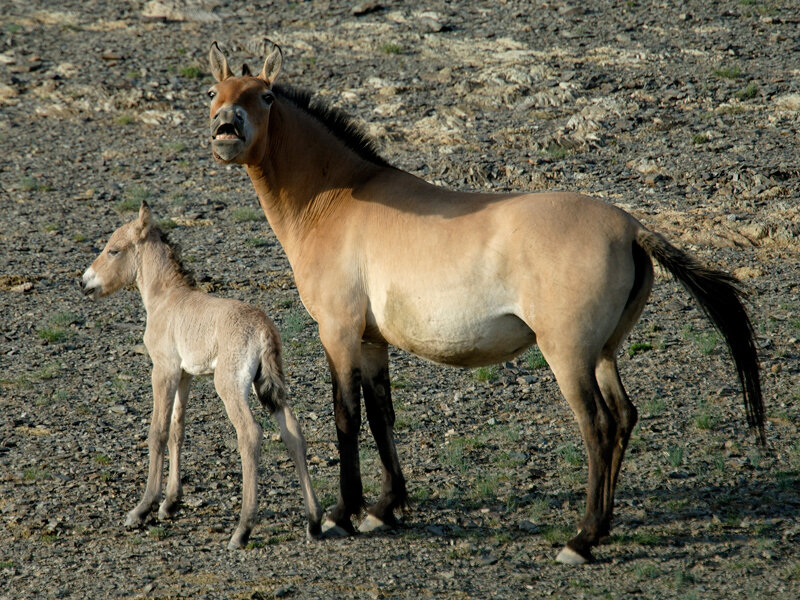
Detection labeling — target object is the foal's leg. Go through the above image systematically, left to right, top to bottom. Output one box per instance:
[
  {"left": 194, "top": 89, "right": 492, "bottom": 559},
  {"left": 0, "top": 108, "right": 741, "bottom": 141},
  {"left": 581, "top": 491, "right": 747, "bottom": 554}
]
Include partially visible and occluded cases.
[
  {"left": 319, "top": 324, "right": 364, "bottom": 536},
  {"left": 359, "top": 341, "right": 407, "bottom": 532},
  {"left": 546, "top": 356, "right": 616, "bottom": 565},
  {"left": 595, "top": 357, "right": 637, "bottom": 538},
  {"left": 125, "top": 364, "right": 181, "bottom": 528},
  {"left": 215, "top": 368, "right": 263, "bottom": 549},
  {"left": 159, "top": 371, "right": 192, "bottom": 520},
  {"left": 270, "top": 402, "right": 324, "bottom": 538}
]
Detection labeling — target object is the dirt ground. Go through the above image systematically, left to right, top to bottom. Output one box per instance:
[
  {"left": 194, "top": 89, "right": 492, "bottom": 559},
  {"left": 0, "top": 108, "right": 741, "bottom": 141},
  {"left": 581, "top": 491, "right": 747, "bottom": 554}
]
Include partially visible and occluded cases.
[{"left": 1, "top": 1, "right": 799, "bottom": 598}]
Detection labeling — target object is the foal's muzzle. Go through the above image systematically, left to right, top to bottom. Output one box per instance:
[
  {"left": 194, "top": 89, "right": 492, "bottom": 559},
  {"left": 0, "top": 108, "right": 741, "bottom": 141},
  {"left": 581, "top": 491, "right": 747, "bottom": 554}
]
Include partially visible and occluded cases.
[{"left": 81, "top": 268, "right": 101, "bottom": 299}]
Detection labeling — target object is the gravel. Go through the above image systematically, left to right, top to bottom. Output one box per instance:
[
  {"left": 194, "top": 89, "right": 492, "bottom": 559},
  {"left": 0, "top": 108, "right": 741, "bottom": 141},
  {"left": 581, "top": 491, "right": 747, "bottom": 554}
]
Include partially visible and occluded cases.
[{"left": 1, "top": 1, "right": 799, "bottom": 598}]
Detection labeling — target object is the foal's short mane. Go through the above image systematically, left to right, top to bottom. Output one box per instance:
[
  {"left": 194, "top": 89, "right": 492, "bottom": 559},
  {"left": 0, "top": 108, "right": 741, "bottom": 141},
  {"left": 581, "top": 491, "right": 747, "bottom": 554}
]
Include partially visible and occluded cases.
[
  {"left": 273, "top": 83, "right": 392, "bottom": 168},
  {"left": 154, "top": 227, "right": 196, "bottom": 287}
]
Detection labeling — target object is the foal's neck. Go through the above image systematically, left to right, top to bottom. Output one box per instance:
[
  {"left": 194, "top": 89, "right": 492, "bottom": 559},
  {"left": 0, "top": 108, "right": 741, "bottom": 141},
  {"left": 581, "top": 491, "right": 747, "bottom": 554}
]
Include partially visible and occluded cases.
[
  {"left": 245, "top": 100, "right": 382, "bottom": 259},
  {"left": 136, "top": 232, "right": 192, "bottom": 313}
]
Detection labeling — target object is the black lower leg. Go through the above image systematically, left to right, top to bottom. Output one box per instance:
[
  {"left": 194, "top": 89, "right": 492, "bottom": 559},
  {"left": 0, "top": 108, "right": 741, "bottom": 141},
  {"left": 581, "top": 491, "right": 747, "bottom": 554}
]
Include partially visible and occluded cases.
[
  {"left": 363, "top": 363, "right": 407, "bottom": 524},
  {"left": 327, "top": 366, "right": 363, "bottom": 530}
]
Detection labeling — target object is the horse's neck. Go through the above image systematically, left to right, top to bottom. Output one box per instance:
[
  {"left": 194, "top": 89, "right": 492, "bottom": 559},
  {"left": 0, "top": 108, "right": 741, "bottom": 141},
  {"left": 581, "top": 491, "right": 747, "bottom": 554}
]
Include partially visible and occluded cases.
[
  {"left": 244, "top": 102, "right": 379, "bottom": 261},
  {"left": 136, "top": 236, "right": 190, "bottom": 314}
]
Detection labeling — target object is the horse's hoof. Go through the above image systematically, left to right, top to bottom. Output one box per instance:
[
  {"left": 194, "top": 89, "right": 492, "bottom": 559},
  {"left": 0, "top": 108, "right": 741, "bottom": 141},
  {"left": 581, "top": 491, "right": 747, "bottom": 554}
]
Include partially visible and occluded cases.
[
  {"left": 358, "top": 513, "right": 391, "bottom": 533},
  {"left": 321, "top": 518, "right": 351, "bottom": 538},
  {"left": 555, "top": 545, "right": 590, "bottom": 565}
]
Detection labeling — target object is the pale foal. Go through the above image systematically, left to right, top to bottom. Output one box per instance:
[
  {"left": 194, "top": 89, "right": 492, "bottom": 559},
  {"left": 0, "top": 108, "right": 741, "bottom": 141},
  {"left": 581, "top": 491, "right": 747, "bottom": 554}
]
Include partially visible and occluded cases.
[{"left": 82, "top": 201, "right": 322, "bottom": 548}]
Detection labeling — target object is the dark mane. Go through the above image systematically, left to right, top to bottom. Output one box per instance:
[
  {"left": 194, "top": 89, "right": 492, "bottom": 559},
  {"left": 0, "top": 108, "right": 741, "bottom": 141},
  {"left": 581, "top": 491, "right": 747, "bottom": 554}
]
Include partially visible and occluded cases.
[
  {"left": 273, "top": 83, "right": 391, "bottom": 168},
  {"left": 154, "top": 227, "right": 196, "bottom": 287}
]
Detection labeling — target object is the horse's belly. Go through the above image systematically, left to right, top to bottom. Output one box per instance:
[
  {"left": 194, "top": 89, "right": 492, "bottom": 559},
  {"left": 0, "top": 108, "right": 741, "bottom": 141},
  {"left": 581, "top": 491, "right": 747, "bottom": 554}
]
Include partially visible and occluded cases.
[{"left": 377, "top": 309, "right": 535, "bottom": 368}]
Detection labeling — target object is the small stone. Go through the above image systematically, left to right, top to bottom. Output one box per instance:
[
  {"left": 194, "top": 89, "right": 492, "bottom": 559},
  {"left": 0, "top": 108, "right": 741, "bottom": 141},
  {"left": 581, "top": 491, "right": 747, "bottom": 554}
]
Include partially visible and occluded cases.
[
  {"left": 352, "top": 1, "right": 381, "bottom": 16},
  {"left": 10, "top": 282, "right": 33, "bottom": 293},
  {"left": 519, "top": 520, "right": 540, "bottom": 533}
]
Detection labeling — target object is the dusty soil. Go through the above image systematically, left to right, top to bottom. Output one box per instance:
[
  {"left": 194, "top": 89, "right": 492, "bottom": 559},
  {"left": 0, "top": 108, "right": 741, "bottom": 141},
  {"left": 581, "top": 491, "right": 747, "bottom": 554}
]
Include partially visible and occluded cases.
[{"left": 1, "top": 1, "right": 799, "bottom": 598}]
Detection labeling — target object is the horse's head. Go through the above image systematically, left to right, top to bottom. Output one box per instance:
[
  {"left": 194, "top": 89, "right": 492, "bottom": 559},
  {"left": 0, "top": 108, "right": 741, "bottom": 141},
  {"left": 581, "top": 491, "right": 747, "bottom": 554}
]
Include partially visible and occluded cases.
[
  {"left": 207, "top": 41, "right": 282, "bottom": 165},
  {"left": 82, "top": 201, "right": 152, "bottom": 299}
]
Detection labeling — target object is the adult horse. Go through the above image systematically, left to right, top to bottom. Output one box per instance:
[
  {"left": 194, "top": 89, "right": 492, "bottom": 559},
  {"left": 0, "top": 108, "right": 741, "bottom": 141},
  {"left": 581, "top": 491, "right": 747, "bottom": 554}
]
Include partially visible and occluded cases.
[{"left": 205, "top": 42, "right": 763, "bottom": 564}]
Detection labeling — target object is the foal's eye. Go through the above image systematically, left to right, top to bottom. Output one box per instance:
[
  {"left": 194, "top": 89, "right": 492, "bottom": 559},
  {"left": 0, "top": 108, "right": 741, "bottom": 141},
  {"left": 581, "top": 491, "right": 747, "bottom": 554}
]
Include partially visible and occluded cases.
[
  {"left": 207, "top": 89, "right": 216, "bottom": 99},
  {"left": 107, "top": 249, "right": 119, "bottom": 258}
]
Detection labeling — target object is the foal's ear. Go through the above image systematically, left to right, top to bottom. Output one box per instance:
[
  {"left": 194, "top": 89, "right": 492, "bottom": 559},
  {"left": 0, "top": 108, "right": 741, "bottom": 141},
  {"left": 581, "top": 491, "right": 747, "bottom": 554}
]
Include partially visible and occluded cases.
[
  {"left": 209, "top": 41, "right": 233, "bottom": 82},
  {"left": 258, "top": 45, "right": 282, "bottom": 87},
  {"left": 137, "top": 201, "right": 153, "bottom": 237}
]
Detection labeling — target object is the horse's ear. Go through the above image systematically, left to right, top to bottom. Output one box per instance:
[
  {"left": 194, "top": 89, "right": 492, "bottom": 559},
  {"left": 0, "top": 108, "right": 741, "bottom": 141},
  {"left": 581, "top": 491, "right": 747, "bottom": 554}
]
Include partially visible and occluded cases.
[
  {"left": 209, "top": 41, "right": 232, "bottom": 82},
  {"left": 258, "top": 45, "right": 282, "bottom": 86}
]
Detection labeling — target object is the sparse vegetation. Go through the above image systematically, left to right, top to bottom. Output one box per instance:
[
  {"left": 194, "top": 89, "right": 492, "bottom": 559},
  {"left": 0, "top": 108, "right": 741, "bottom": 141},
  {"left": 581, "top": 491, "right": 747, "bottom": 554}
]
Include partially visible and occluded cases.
[
  {"left": 380, "top": 42, "right": 403, "bottom": 55},
  {"left": 179, "top": 65, "right": 203, "bottom": 78},
  {"left": 714, "top": 65, "right": 742, "bottom": 79},
  {"left": 735, "top": 82, "right": 758, "bottom": 100},
  {"left": 231, "top": 207, "right": 263, "bottom": 222},
  {"left": 628, "top": 341, "right": 652, "bottom": 357},
  {"left": 525, "top": 346, "right": 548, "bottom": 369},
  {"left": 474, "top": 365, "right": 499, "bottom": 382},
  {"left": 666, "top": 445, "right": 684, "bottom": 468},
  {"left": 148, "top": 526, "right": 168, "bottom": 540}
]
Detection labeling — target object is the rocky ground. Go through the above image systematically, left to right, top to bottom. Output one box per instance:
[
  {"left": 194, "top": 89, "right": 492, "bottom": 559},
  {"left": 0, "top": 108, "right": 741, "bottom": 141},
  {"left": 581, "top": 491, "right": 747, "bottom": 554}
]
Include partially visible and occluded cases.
[{"left": 1, "top": 0, "right": 799, "bottom": 598}]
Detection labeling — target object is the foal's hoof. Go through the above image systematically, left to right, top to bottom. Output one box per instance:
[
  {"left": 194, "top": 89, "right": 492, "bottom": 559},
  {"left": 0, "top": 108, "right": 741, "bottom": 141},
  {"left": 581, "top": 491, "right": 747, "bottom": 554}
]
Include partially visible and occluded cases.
[
  {"left": 124, "top": 512, "right": 144, "bottom": 529},
  {"left": 358, "top": 513, "right": 391, "bottom": 534},
  {"left": 320, "top": 518, "right": 352, "bottom": 538},
  {"left": 306, "top": 521, "right": 323, "bottom": 541},
  {"left": 555, "top": 545, "right": 591, "bottom": 565}
]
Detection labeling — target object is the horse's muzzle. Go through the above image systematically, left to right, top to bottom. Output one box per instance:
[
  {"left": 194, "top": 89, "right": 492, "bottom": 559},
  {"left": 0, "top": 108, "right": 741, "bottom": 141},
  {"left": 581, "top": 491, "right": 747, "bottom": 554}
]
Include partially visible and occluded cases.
[{"left": 210, "top": 106, "right": 247, "bottom": 162}]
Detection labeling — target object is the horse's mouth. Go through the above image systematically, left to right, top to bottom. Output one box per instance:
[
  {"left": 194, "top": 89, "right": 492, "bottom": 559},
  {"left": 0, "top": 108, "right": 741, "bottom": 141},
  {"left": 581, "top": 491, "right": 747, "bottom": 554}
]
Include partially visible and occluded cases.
[{"left": 212, "top": 123, "right": 244, "bottom": 141}]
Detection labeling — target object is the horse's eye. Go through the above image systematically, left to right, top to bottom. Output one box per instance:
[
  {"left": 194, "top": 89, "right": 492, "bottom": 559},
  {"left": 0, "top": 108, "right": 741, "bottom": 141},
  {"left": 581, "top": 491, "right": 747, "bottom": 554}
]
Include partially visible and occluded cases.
[
  {"left": 207, "top": 89, "right": 216, "bottom": 99},
  {"left": 262, "top": 92, "right": 274, "bottom": 105},
  {"left": 108, "top": 249, "right": 119, "bottom": 258}
]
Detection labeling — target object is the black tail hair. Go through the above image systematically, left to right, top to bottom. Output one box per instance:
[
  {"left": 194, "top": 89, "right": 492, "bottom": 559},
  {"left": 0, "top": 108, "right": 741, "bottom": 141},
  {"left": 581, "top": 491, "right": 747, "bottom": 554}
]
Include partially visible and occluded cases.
[
  {"left": 636, "top": 229, "right": 765, "bottom": 445},
  {"left": 254, "top": 350, "right": 286, "bottom": 414}
]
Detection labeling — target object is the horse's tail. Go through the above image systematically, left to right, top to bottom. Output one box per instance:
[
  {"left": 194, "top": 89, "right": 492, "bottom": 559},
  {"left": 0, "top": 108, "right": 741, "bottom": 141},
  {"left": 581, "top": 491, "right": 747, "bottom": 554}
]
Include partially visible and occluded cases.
[
  {"left": 635, "top": 228, "right": 765, "bottom": 445},
  {"left": 253, "top": 332, "right": 287, "bottom": 413}
]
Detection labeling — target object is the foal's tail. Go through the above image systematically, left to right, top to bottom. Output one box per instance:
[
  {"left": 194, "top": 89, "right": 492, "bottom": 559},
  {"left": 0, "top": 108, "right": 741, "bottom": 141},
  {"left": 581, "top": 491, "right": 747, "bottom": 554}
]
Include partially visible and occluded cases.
[
  {"left": 636, "top": 228, "right": 765, "bottom": 445},
  {"left": 253, "top": 337, "right": 287, "bottom": 413}
]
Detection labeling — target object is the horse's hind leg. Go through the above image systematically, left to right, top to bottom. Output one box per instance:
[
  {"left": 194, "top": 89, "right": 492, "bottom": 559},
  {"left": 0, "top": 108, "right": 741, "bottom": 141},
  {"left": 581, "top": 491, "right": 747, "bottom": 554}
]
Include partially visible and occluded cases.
[
  {"left": 359, "top": 342, "right": 407, "bottom": 532},
  {"left": 544, "top": 353, "right": 616, "bottom": 565},
  {"left": 595, "top": 357, "right": 636, "bottom": 539},
  {"left": 126, "top": 364, "right": 181, "bottom": 528},
  {"left": 215, "top": 367, "right": 263, "bottom": 549},
  {"left": 159, "top": 371, "right": 192, "bottom": 520}
]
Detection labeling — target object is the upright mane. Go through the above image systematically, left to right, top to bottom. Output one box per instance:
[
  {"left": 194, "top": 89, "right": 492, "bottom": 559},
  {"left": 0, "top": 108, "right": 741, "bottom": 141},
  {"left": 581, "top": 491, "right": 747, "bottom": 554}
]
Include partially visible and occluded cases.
[
  {"left": 273, "top": 83, "right": 392, "bottom": 168},
  {"left": 151, "top": 227, "right": 196, "bottom": 287}
]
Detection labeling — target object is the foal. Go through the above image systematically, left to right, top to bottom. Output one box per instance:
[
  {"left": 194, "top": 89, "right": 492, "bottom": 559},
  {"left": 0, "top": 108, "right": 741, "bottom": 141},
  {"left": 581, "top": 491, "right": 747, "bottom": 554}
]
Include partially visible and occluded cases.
[{"left": 81, "top": 201, "right": 322, "bottom": 548}]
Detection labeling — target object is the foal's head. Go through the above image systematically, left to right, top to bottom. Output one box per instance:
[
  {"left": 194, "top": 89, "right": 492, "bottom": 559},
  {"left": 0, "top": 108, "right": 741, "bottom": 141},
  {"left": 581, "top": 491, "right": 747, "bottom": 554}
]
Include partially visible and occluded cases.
[
  {"left": 207, "top": 41, "right": 282, "bottom": 165},
  {"left": 82, "top": 202, "right": 153, "bottom": 299}
]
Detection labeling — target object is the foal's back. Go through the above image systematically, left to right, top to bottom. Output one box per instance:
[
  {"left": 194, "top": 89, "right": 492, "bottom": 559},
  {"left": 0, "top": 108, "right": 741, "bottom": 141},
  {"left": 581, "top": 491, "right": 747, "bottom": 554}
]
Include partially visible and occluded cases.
[{"left": 150, "top": 289, "right": 281, "bottom": 379}]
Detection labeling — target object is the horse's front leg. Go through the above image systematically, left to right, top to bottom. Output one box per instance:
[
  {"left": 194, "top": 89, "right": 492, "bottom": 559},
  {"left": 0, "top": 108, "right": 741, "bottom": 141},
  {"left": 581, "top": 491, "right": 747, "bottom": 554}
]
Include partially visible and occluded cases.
[
  {"left": 319, "top": 324, "right": 364, "bottom": 536},
  {"left": 359, "top": 341, "right": 407, "bottom": 532},
  {"left": 125, "top": 364, "right": 181, "bottom": 528},
  {"left": 158, "top": 371, "right": 192, "bottom": 520}
]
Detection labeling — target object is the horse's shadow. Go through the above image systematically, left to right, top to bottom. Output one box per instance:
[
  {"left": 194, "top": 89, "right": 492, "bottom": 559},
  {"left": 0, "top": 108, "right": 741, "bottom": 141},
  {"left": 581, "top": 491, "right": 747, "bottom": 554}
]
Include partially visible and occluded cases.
[{"left": 385, "top": 468, "right": 799, "bottom": 563}]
